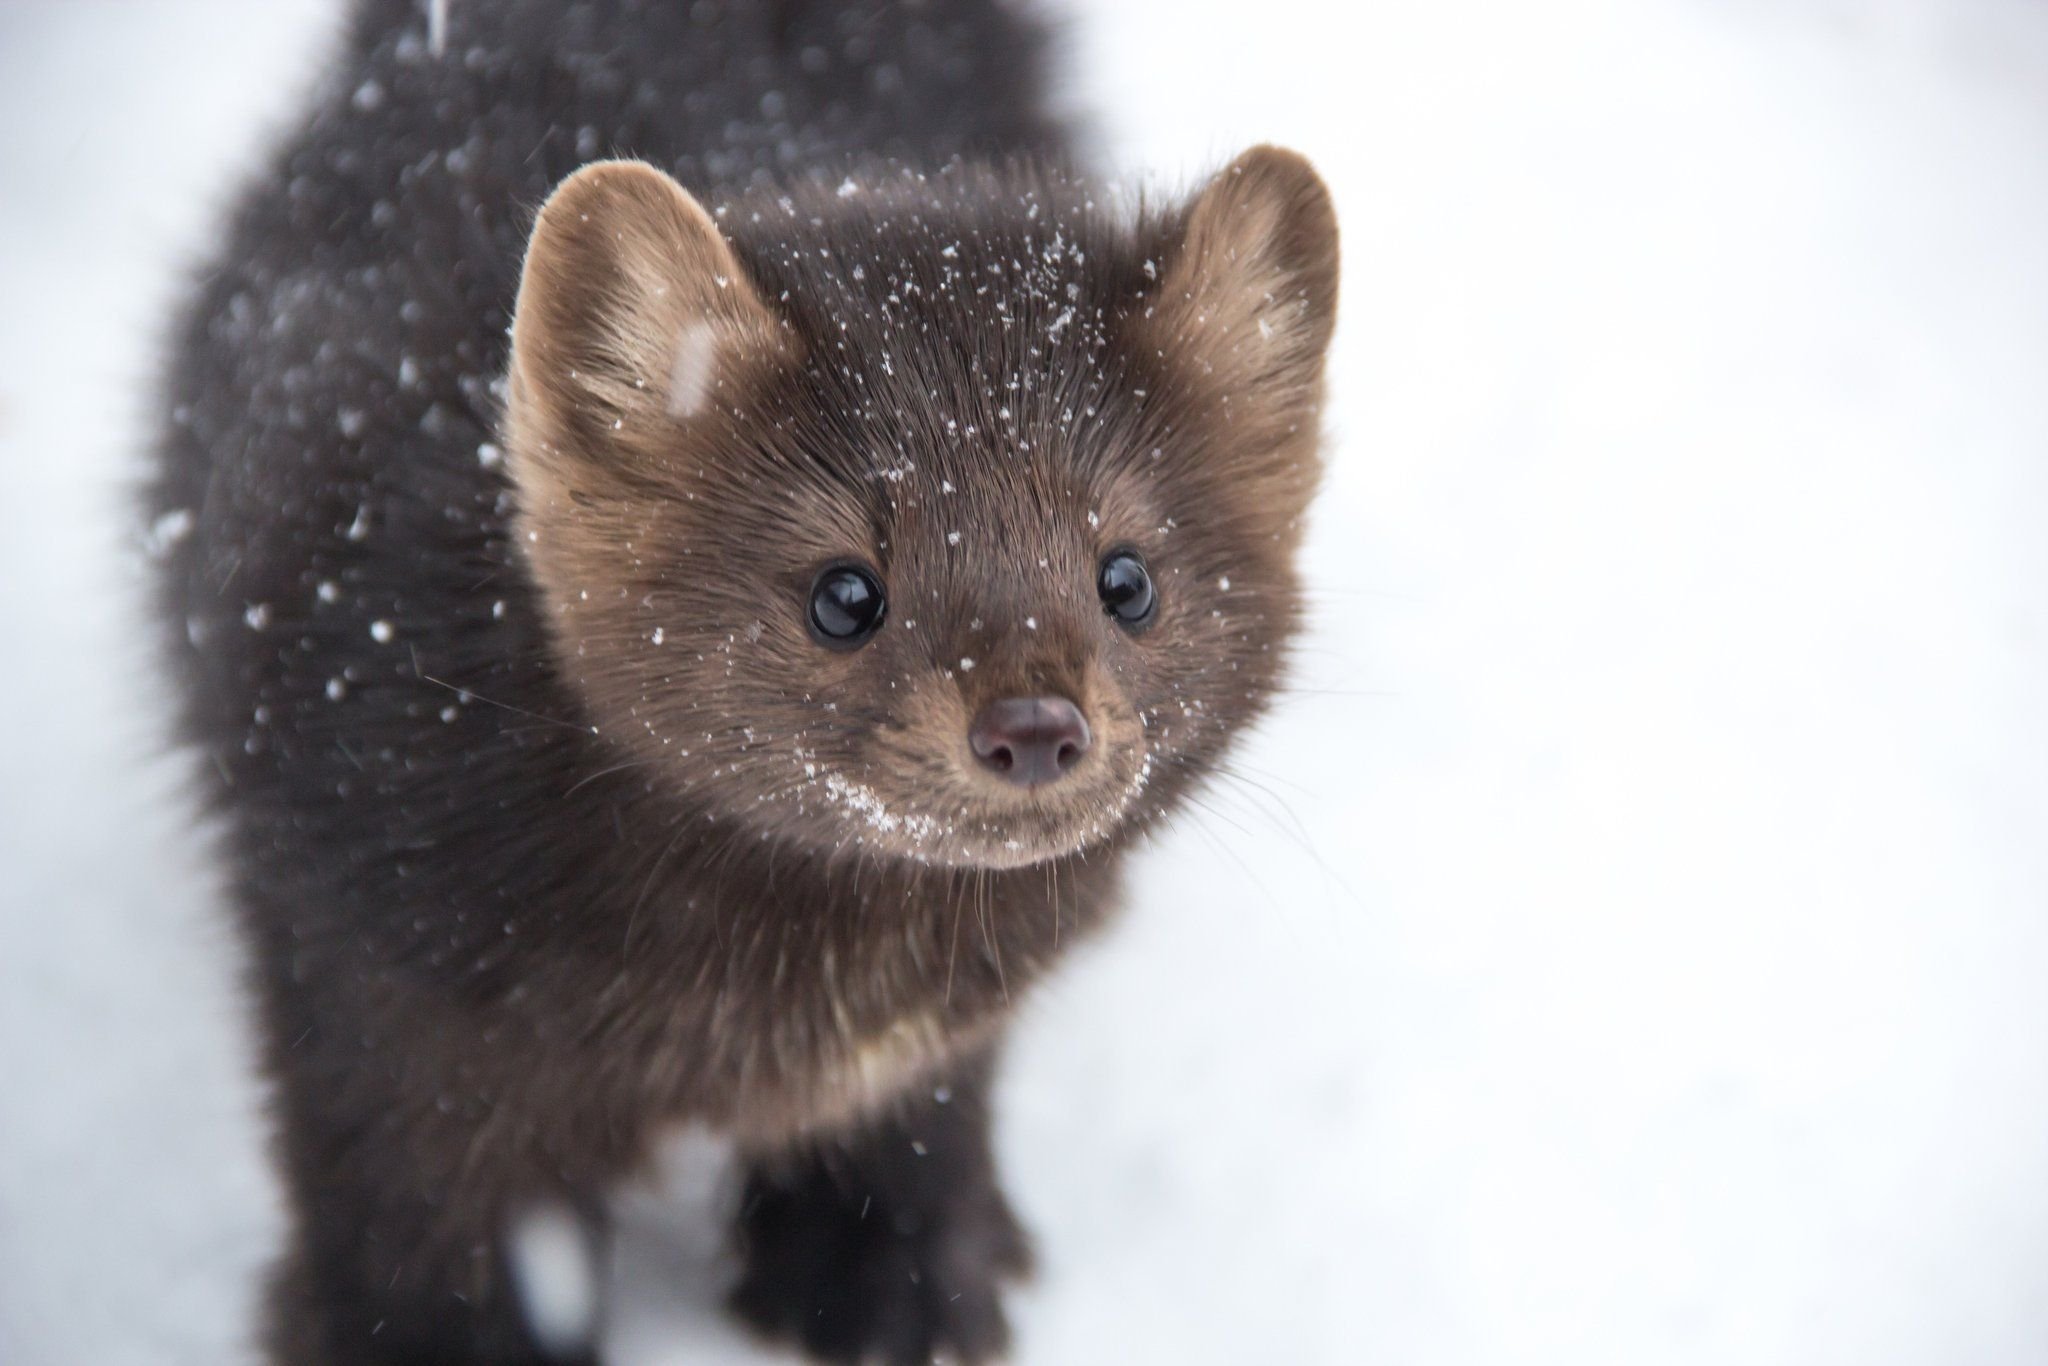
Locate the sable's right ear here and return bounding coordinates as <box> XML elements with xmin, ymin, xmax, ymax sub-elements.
<box><xmin>505</xmin><ymin>160</ymin><xmax>785</xmax><ymax>489</ymax></box>
<box><xmin>1145</xmin><ymin>145</ymin><xmax>1340</xmax><ymax>413</ymax></box>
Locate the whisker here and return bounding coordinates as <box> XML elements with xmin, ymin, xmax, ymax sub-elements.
<box><xmin>979</xmin><ymin>867</ymin><xmax>1008</xmax><ymax>1004</ymax></box>
<box><xmin>944</xmin><ymin>868</ymin><xmax>964</xmax><ymax>1006</ymax></box>
<box><xmin>563</xmin><ymin>756</ymin><xmax>657</xmax><ymax>797</ymax></box>
<box><xmin>1277</xmin><ymin>686</ymin><xmax>1401</xmax><ymax>701</ymax></box>
<box><xmin>1045</xmin><ymin>854</ymin><xmax>1060</xmax><ymax>951</ymax></box>
<box><xmin>625</xmin><ymin>817</ymin><xmax>691</xmax><ymax>958</ymax></box>
<box><xmin>417</xmin><ymin>670</ymin><xmax>595</xmax><ymax>735</ymax></box>
<box><xmin>1178</xmin><ymin>755</ymin><xmax>1373</xmax><ymax>918</ymax></box>
<box><xmin>1168</xmin><ymin>790</ymin><xmax>1289</xmax><ymax>918</ymax></box>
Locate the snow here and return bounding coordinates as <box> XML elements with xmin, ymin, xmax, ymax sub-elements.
<box><xmin>508</xmin><ymin>1202</ymin><xmax>602</xmax><ymax>1358</ymax></box>
<box><xmin>3</xmin><ymin>2</ymin><xmax>2047</xmax><ymax>1365</ymax></box>
<box><xmin>144</xmin><ymin>507</ymin><xmax>195</xmax><ymax>556</ymax></box>
<box><xmin>820</xmin><ymin>770</ymin><xmax>943</xmax><ymax>845</ymax></box>
<box><xmin>666</xmin><ymin>323</ymin><xmax>721</xmax><ymax>420</ymax></box>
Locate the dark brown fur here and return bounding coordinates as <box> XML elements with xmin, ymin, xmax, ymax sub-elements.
<box><xmin>150</xmin><ymin>2</ymin><xmax>1336</xmax><ymax>1362</ymax></box>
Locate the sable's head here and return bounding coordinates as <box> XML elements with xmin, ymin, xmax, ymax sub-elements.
<box><xmin>504</xmin><ymin>152</ymin><xmax>1337</xmax><ymax>869</ymax></box>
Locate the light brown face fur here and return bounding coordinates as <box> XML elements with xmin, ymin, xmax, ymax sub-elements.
<box><xmin>504</xmin><ymin>153</ymin><xmax>1337</xmax><ymax>871</ymax></box>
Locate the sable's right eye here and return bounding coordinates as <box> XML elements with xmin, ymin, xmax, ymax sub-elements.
<box><xmin>807</xmin><ymin>563</ymin><xmax>886</xmax><ymax>648</ymax></box>
<box><xmin>1097</xmin><ymin>549</ymin><xmax>1157</xmax><ymax>630</ymax></box>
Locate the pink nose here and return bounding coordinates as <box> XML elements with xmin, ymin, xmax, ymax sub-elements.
<box><xmin>968</xmin><ymin>696</ymin><xmax>1092</xmax><ymax>787</ymax></box>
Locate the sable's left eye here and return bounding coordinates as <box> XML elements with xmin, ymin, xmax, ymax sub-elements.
<box><xmin>808</xmin><ymin>563</ymin><xmax>887</xmax><ymax>648</ymax></box>
<box><xmin>1097</xmin><ymin>549</ymin><xmax>1156</xmax><ymax>629</ymax></box>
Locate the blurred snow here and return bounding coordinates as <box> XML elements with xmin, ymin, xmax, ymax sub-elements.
<box><xmin>3</xmin><ymin>1</ymin><xmax>2046</xmax><ymax>1363</ymax></box>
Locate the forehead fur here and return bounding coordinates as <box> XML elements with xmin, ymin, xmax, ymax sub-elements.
<box><xmin>712</xmin><ymin>165</ymin><xmax>1163</xmax><ymax>492</ymax></box>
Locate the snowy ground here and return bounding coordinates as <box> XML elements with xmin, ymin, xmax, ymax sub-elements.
<box><xmin>4</xmin><ymin>1</ymin><xmax>2047</xmax><ymax>1362</ymax></box>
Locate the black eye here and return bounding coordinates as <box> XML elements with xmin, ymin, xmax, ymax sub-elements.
<box><xmin>1097</xmin><ymin>549</ymin><xmax>1156</xmax><ymax>629</ymax></box>
<box><xmin>807</xmin><ymin>562</ymin><xmax>887</xmax><ymax>648</ymax></box>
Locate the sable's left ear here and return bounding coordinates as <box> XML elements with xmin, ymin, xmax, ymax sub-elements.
<box><xmin>504</xmin><ymin>159</ymin><xmax>787</xmax><ymax>495</ymax></box>
<box><xmin>1145</xmin><ymin>145</ymin><xmax>1340</xmax><ymax>412</ymax></box>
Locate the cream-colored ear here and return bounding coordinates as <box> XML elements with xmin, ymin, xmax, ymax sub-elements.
<box><xmin>505</xmin><ymin>159</ymin><xmax>784</xmax><ymax>488</ymax></box>
<box><xmin>1147</xmin><ymin>145</ymin><xmax>1339</xmax><ymax>408</ymax></box>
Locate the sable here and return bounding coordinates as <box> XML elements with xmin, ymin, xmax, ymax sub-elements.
<box><xmin>150</xmin><ymin>2</ymin><xmax>1338</xmax><ymax>1362</ymax></box>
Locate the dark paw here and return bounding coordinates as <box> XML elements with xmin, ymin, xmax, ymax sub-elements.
<box><xmin>729</xmin><ymin>1165</ymin><xmax>1032</xmax><ymax>1365</ymax></box>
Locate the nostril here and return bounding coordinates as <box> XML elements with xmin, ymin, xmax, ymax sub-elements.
<box><xmin>970</xmin><ymin>696</ymin><xmax>1092</xmax><ymax>787</ymax></box>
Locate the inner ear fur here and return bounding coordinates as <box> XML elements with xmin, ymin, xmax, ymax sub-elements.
<box><xmin>1144</xmin><ymin>144</ymin><xmax>1340</xmax><ymax>423</ymax></box>
<box><xmin>505</xmin><ymin>159</ymin><xmax>786</xmax><ymax>491</ymax></box>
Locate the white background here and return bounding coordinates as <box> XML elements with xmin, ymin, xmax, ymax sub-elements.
<box><xmin>3</xmin><ymin>1</ymin><xmax>2046</xmax><ymax>1362</ymax></box>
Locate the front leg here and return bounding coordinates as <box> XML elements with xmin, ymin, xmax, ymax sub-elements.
<box><xmin>261</xmin><ymin>1082</ymin><xmax>613</xmax><ymax>1366</ymax></box>
<box><xmin>729</xmin><ymin>1045</ymin><xmax>1032</xmax><ymax>1365</ymax></box>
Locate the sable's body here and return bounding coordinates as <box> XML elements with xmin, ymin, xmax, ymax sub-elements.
<box><xmin>153</xmin><ymin>1</ymin><xmax>1337</xmax><ymax>1362</ymax></box>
